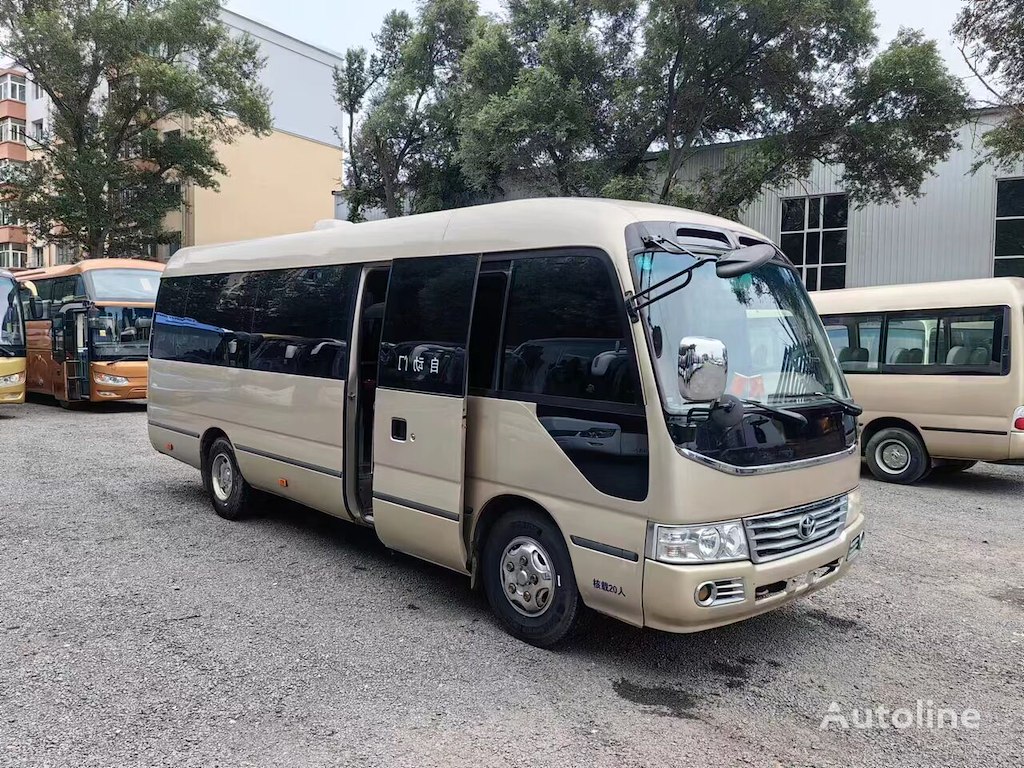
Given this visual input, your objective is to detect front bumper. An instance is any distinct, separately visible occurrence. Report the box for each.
[643,511,865,632]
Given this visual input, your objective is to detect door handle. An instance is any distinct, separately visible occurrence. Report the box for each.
[391,418,408,441]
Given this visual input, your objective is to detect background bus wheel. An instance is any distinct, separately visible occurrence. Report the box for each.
[933,459,978,474]
[482,510,583,648]
[203,437,252,520]
[866,428,929,484]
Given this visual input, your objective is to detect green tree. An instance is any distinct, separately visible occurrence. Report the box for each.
[0,0,272,258]
[954,0,1024,167]
[457,0,968,216]
[338,0,480,218]
[333,11,412,221]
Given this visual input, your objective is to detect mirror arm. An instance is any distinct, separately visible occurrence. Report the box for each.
[627,258,716,318]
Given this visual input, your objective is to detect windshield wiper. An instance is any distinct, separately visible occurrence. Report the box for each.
[772,391,863,417]
[737,398,808,427]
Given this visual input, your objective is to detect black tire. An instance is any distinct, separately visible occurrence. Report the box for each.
[202,437,253,520]
[865,427,930,484]
[933,459,978,474]
[481,510,583,648]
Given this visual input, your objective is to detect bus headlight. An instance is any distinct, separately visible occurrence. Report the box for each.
[651,521,749,564]
[0,372,25,386]
[94,373,130,386]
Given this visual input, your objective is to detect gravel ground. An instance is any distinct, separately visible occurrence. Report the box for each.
[1,398,1022,767]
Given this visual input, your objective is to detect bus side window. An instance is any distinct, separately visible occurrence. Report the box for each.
[496,252,648,501]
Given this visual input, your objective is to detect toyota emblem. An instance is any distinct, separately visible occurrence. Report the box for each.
[797,513,818,540]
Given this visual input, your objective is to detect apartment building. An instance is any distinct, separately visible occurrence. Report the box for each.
[1,9,343,268]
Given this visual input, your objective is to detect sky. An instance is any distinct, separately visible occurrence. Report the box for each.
[225,0,984,99]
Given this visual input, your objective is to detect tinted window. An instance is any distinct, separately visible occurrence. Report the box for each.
[152,273,258,367]
[500,255,640,405]
[52,276,84,305]
[154,276,189,317]
[250,266,357,379]
[378,255,478,395]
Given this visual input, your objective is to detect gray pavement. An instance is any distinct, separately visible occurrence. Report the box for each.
[1,399,1022,767]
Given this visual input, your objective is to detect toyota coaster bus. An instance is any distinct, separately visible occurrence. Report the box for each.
[18,259,164,407]
[148,199,866,647]
[0,268,27,405]
[814,278,1024,483]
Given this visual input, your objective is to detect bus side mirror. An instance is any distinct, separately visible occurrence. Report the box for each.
[678,336,728,402]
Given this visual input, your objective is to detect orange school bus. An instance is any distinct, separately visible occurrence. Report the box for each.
[17,259,163,406]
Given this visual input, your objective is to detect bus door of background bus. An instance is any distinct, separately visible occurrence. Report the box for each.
[370,255,479,572]
[52,302,90,402]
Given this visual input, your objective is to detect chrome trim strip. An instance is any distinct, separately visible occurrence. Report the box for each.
[372,492,460,521]
[570,535,639,562]
[675,440,858,476]
[148,421,199,439]
[235,444,343,479]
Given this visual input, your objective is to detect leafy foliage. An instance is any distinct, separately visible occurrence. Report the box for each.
[954,0,1024,168]
[338,0,968,218]
[0,0,272,258]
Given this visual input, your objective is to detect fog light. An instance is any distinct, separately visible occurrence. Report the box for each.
[695,582,717,606]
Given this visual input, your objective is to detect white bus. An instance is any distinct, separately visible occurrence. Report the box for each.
[148,198,866,646]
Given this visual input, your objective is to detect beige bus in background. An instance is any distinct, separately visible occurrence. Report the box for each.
[148,198,866,647]
[813,278,1024,484]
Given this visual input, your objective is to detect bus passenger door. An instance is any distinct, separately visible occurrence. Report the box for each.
[370,255,479,572]
[52,303,90,402]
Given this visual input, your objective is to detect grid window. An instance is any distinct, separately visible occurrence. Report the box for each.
[0,118,26,144]
[779,194,848,291]
[995,179,1024,277]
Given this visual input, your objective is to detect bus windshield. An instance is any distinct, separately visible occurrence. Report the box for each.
[1,276,25,354]
[634,250,848,413]
[89,306,154,361]
[87,269,162,302]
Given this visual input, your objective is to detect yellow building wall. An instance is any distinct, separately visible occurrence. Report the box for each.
[191,128,341,246]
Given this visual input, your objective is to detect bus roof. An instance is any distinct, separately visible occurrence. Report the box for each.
[811,277,1024,315]
[15,258,164,283]
[162,198,769,278]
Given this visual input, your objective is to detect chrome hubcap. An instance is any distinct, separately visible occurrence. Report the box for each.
[500,536,555,617]
[877,439,911,473]
[211,453,233,501]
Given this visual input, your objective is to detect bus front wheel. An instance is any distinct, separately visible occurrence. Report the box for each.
[203,437,253,520]
[866,428,930,484]
[481,510,583,648]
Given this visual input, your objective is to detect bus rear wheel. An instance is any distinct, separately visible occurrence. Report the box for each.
[203,437,253,520]
[481,510,583,648]
[865,427,929,484]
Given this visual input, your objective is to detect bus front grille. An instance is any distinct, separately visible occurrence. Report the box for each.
[743,494,849,563]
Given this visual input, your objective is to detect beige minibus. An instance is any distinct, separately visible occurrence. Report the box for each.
[148,198,866,646]
[814,278,1024,484]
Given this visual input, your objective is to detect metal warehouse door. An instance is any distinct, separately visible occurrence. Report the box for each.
[370,254,479,572]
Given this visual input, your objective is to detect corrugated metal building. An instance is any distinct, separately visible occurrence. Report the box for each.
[674,109,1024,291]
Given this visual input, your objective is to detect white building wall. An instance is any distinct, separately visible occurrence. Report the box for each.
[220,9,343,149]
[679,113,1024,288]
